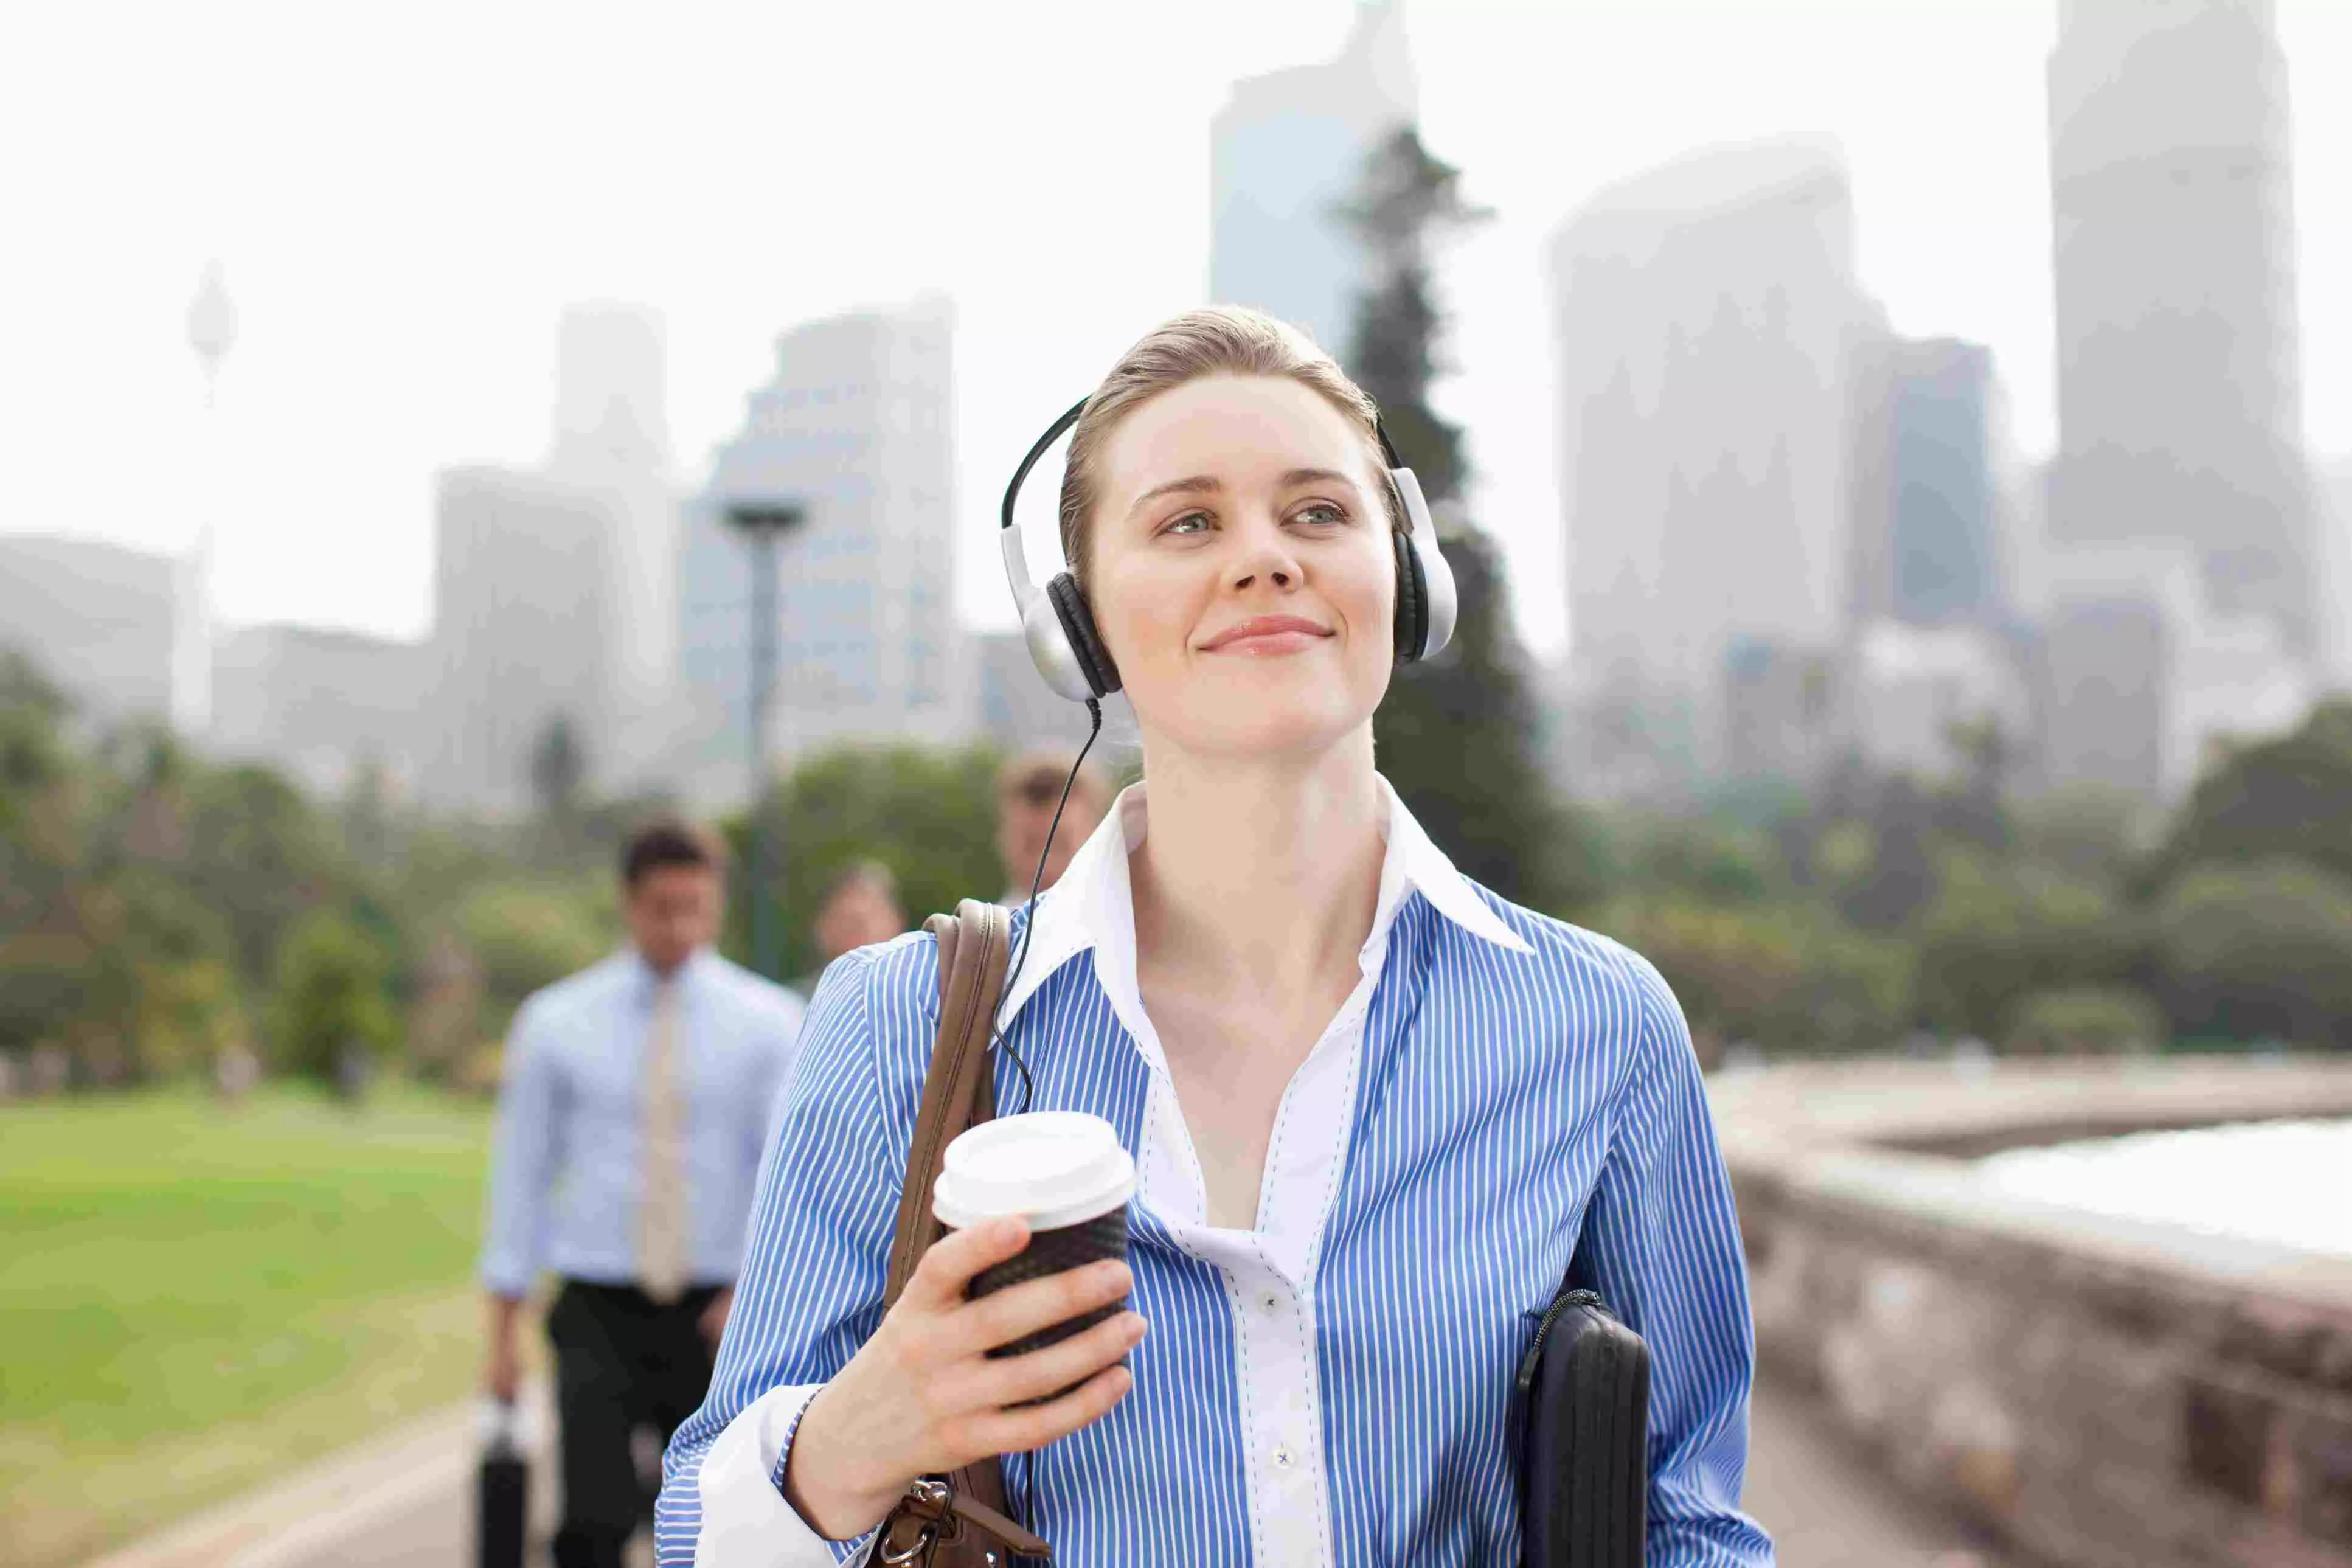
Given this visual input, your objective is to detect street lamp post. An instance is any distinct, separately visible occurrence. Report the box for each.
[181,263,237,738]
[724,499,808,981]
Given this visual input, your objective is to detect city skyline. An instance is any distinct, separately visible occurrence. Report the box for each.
[4,0,2351,661]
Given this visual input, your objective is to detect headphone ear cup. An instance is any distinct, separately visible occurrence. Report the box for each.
[1392,529,1429,663]
[1046,572,1122,697]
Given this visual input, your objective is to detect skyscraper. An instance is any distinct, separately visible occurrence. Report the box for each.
[0,534,197,726]
[546,304,679,774]
[1545,140,1883,757]
[1209,1,1417,356]
[1846,338,2009,630]
[675,296,960,801]
[422,467,630,813]
[210,623,426,797]
[2046,0,2312,646]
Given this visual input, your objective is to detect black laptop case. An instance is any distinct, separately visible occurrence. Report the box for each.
[476,1409,529,1568]
[1517,1287,1650,1568]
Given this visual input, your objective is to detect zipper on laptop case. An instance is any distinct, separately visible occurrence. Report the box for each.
[1515,1288,1608,1397]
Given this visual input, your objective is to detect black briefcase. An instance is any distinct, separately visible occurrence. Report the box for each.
[477,1404,530,1568]
[1517,1288,1650,1568]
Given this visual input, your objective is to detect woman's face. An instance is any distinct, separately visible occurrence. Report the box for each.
[1086,374,1395,761]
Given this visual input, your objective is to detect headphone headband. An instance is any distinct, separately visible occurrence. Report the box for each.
[1001,398,1089,533]
[1001,395,1410,532]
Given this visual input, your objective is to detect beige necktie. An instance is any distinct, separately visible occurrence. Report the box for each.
[638,978,690,1305]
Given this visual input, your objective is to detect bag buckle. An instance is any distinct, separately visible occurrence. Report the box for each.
[879,1477,960,1565]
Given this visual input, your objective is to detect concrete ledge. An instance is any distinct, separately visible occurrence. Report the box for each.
[1712,1059,2352,1568]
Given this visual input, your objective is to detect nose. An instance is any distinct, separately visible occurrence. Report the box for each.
[1227,512,1304,594]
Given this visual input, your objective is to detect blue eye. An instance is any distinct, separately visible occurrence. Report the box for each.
[1294,502,1347,527]
[1164,512,1212,536]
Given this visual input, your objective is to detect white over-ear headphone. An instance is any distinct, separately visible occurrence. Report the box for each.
[997,397,1459,703]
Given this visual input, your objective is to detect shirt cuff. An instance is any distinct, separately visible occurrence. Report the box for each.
[695,1381,878,1568]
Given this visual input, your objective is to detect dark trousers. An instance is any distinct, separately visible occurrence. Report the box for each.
[547,1279,722,1568]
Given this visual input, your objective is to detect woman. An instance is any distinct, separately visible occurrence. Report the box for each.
[657,308,1772,1566]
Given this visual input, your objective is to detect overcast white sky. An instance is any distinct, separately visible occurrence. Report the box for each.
[4,0,2347,657]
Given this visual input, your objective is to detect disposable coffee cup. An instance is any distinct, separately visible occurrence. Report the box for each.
[933,1111,1137,1365]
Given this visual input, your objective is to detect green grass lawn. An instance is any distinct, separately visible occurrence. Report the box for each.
[0,1083,496,1568]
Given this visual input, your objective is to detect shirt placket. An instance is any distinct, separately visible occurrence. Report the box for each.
[1081,808,1414,1567]
[1128,937,1390,1567]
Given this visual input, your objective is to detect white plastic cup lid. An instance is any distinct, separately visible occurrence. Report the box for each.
[931,1111,1137,1232]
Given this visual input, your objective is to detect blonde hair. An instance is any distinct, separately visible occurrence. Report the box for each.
[1055,306,1397,587]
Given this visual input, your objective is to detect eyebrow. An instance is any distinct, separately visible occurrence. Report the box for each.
[1125,468,1365,517]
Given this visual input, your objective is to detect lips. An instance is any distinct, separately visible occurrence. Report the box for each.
[1198,614,1334,652]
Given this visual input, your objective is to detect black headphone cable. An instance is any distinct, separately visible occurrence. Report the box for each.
[993,696,1105,1115]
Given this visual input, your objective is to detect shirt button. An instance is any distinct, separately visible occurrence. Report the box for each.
[1260,1291,1280,1311]
[1273,1445,1293,1469]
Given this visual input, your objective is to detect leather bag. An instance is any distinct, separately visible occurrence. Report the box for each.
[872,900,1053,1567]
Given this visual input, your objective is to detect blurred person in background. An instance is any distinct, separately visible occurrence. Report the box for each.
[997,748,1113,901]
[791,860,907,997]
[480,820,807,1568]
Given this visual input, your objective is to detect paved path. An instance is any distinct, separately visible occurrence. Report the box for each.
[1744,1376,2005,1568]
[91,1374,2005,1568]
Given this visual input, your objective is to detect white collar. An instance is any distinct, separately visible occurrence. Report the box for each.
[626,946,707,1004]
[998,774,1533,1031]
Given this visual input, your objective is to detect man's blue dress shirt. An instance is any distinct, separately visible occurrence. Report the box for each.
[480,948,808,1298]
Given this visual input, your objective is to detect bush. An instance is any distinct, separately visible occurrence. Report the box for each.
[1910,850,2137,1041]
[2153,857,2352,1047]
[131,958,249,1078]
[730,744,1008,982]
[2003,984,2167,1056]
[1600,897,1912,1061]
[456,882,612,1032]
[266,909,397,1084]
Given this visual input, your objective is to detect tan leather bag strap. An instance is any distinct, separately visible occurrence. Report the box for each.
[875,900,1050,1564]
[885,898,1011,1308]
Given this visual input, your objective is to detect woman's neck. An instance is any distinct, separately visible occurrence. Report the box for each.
[1128,729,1386,1000]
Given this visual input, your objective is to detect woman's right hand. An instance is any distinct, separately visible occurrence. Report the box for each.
[781,1216,1147,1541]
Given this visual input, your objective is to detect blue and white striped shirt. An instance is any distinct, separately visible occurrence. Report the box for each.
[659,780,1771,1566]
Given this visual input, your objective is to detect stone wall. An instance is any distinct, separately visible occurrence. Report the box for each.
[1711,1060,2352,1567]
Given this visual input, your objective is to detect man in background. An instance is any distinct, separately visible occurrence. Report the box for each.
[479,822,805,1568]
[996,749,1112,903]
[791,859,907,999]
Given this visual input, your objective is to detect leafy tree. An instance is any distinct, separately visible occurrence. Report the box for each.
[1601,895,1912,1060]
[2003,985,2166,1056]
[1910,850,2135,1040]
[1620,813,1781,906]
[1815,774,1939,932]
[530,713,588,819]
[0,653,80,932]
[2152,857,2352,1047]
[181,764,352,990]
[1934,715,2016,852]
[405,931,487,1084]
[266,907,397,1084]
[1343,127,1601,917]
[728,744,1005,983]
[457,881,614,1033]
[132,957,249,1078]
[2148,699,2352,891]
[2012,782,2151,893]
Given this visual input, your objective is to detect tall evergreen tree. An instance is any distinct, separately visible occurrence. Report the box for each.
[1344,128,1601,916]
